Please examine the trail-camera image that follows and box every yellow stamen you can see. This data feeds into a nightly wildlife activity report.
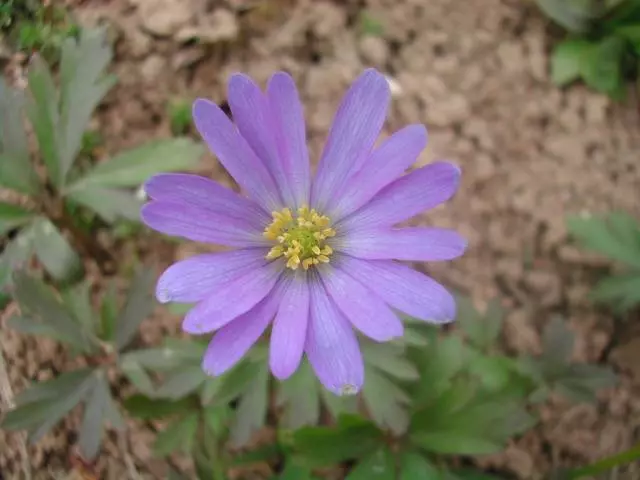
[263,204,336,270]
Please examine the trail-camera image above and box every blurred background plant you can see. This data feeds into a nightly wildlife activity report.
[0,27,202,307]
[566,212,640,313]
[0,0,79,62]
[535,0,640,98]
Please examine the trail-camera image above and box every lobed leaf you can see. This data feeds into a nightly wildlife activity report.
[541,316,575,372]
[567,212,640,268]
[362,366,410,435]
[535,0,603,33]
[123,394,194,420]
[293,415,383,468]
[114,268,155,351]
[25,54,61,187]
[32,217,83,282]
[78,372,124,460]
[0,79,39,194]
[277,360,321,429]
[15,368,94,405]
[70,138,203,189]
[66,185,142,223]
[0,202,35,236]
[230,362,270,446]
[346,447,395,480]
[153,412,199,456]
[592,272,640,311]
[551,39,593,86]
[58,29,115,180]
[399,452,441,480]
[11,272,90,349]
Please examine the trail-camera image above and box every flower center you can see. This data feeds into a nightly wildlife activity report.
[263,205,336,270]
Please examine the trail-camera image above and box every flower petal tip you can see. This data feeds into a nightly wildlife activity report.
[337,383,360,396]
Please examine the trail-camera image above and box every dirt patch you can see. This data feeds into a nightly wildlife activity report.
[2,0,640,478]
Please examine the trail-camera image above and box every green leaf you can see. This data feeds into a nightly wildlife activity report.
[279,462,317,480]
[592,272,640,310]
[230,362,269,446]
[347,447,395,480]
[0,202,34,235]
[11,272,89,349]
[551,39,593,86]
[230,444,282,467]
[66,185,142,223]
[15,368,94,405]
[120,360,155,395]
[1,369,96,443]
[456,297,503,351]
[121,342,202,371]
[32,217,82,282]
[293,415,383,467]
[541,316,575,371]
[277,360,321,429]
[411,431,503,456]
[0,78,39,194]
[122,394,194,420]
[26,54,61,187]
[616,25,640,54]
[400,452,441,480]
[320,386,359,419]
[58,28,115,181]
[61,281,95,332]
[555,363,617,402]
[450,470,506,480]
[114,268,155,351]
[155,365,207,399]
[78,372,123,460]
[579,35,627,98]
[0,226,35,292]
[362,366,410,434]
[71,138,203,188]
[153,412,199,456]
[361,341,419,381]
[100,281,119,342]
[467,353,515,392]
[412,336,467,403]
[535,0,601,33]
[214,359,264,404]
[202,404,231,435]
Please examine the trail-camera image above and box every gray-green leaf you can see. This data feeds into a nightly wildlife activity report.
[66,185,142,223]
[0,202,34,236]
[26,54,61,187]
[32,217,83,282]
[153,412,199,456]
[114,268,155,351]
[0,79,39,194]
[70,138,203,189]
[230,362,269,446]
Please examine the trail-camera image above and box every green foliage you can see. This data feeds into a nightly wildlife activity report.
[1,269,154,459]
[167,98,193,135]
[537,0,640,98]
[358,11,385,37]
[520,317,617,403]
[0,28,202,292]
[0,2,79,61]
[567,212,640,311]
[562,441,640,478]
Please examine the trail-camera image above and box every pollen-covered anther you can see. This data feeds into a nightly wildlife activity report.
[264,205,336,270]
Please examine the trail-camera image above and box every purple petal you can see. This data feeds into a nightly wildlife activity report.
[330,125,427,219]
[228,75,295,206]
[202,281,284,376]
[337,255,456,323]
[267,72,311,208]
[155,249,268,304]
[338,227,467,261]
[141,201,265,247]
[311,69,390,212]
[320,266,403,341]
[340,162,460,231]
[183,262,282,334]
[192,98,282,210]
[269,274,310,380]
[144,173,269,227]
[305,278,364,396]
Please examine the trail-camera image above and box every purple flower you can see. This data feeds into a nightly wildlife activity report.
[141,69,466,396]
